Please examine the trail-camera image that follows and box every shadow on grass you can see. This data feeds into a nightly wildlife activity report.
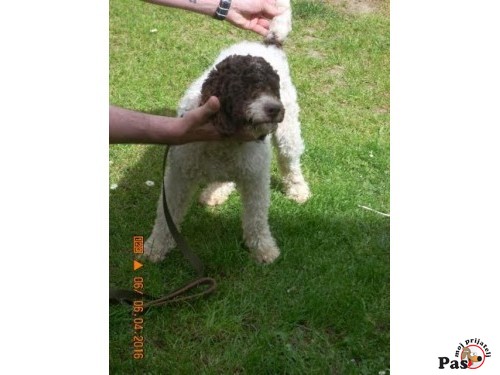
[109,136,389,289]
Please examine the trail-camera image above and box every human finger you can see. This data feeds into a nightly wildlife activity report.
[248,21,270,37]
[257,18,271,29]
[261,2,284,19]
[184,96,220,128]
[200,96,220,117]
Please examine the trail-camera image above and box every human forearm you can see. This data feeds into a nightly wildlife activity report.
[110,97,227,144]
[109,98,256,144]
[144,0,219,17]
[109,106,176,144]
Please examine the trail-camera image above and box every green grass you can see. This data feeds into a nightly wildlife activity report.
[110,0,389,373]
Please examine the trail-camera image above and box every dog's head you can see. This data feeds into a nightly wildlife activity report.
[200,54,284,139]
[461,347,483,363]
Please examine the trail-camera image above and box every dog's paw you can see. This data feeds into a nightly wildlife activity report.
[252,245,281,264]
[244,231,280,264]
[143,235,173,263]
[199,182,235,206]
[285,181,311,204]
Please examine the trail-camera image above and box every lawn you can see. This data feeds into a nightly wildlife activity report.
[110,0,390,373]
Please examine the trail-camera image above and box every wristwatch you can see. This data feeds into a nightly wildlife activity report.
[213,0,231,20]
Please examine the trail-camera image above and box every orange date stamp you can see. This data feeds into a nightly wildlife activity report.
[132,236,145,360]
[132,276,144,359]
[133,236,144,254]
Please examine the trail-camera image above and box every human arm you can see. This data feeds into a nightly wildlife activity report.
[110,97,257,144]
[144,0,282,36]
[109,96,223,144]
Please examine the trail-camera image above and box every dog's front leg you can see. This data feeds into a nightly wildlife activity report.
[273,103,311,204]
[238,172,280,264]
[143,164,195,263]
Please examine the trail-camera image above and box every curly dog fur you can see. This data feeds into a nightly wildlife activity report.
[144,0,310,264]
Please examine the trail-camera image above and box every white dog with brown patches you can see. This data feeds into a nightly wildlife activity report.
[143,0,310,264]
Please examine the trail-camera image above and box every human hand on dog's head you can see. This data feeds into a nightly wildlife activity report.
[174,96,260,144]
[109,98,257,145]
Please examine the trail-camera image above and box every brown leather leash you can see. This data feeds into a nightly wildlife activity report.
[110,146,217,308]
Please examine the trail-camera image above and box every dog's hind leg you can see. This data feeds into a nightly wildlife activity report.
[237,171,280,264]
[199,181,236,206]
[143,165,196,263]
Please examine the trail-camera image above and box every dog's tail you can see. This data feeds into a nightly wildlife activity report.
[264,0,292,48]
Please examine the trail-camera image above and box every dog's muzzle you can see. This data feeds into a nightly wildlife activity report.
[246,95,285,126]
[244,95,285,139]
[263,101,285,123]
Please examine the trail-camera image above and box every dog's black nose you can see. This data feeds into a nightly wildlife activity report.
[265,102,284,119]
[477,356,482,361]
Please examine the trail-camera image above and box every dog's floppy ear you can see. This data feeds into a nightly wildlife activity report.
[461,348,470,360]
[200,65,231,135]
